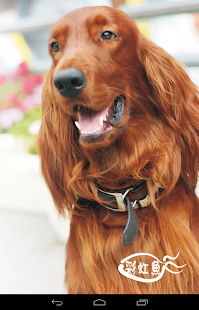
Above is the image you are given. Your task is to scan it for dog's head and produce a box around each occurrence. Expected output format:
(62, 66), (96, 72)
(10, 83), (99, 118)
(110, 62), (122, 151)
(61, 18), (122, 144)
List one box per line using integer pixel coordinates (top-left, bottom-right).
(39, 6), (199, 213)
(44, 6), (142, 147)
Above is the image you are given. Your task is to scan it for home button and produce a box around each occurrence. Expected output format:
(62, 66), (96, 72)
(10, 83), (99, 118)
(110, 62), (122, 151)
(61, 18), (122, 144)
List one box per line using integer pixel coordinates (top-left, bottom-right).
(93, 299), (106, 306)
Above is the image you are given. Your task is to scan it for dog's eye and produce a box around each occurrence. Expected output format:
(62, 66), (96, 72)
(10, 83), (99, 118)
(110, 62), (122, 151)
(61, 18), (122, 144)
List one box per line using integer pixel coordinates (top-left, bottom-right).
(51, 42), (60, 53)
(101, 31), (117, 41)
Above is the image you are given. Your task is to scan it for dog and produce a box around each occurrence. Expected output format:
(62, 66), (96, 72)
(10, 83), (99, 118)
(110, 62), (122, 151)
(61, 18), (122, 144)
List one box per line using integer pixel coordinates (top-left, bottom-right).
(38, 6), (199, 294)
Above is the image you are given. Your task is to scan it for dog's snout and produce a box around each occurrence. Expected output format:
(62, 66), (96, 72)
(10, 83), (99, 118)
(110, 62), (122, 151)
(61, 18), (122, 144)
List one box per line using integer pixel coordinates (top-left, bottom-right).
(54, 68), (86, 98)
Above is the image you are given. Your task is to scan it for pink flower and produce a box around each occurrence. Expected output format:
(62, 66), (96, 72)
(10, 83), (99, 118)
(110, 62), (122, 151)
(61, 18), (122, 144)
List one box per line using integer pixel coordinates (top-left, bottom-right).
(22, 74), (43, 94)
(22, 78), (34, 94)
(0, 108), (24, 129)
(0, 74), (7, 86)
(22, 93), (42, 110)
(22, 84), (42, 111)
(8, 94), (22, 108)
(32, 74), (43, 85)
(14, 62), (30, 77)
(22, 95), (36, 111)
(33, 84), (42, 98)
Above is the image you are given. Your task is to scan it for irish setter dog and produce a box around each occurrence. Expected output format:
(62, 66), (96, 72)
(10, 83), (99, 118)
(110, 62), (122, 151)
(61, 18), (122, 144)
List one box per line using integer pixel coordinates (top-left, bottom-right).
(38, 6), (199, 294)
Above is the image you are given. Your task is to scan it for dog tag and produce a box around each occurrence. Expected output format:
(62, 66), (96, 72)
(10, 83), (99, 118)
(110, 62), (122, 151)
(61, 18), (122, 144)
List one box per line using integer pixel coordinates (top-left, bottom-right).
(123, 197), (138, 245)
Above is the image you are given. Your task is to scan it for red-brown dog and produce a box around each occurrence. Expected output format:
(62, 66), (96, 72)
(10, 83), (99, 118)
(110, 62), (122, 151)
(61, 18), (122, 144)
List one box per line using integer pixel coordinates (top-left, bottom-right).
(38, 6), (199, 293)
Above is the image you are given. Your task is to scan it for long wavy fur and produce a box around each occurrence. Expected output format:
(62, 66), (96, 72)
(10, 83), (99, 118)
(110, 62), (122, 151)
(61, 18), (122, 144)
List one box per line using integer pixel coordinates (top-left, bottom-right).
(38, 7), (199, 293)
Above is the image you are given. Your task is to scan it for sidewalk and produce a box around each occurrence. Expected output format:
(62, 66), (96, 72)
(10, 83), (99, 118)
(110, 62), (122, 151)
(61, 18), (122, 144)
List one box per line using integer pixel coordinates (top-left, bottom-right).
(0, 208), (66, 294)
(0, 134), (68, 294)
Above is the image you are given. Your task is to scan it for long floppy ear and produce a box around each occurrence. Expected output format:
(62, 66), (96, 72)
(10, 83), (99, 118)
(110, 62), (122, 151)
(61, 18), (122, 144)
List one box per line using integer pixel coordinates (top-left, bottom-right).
(37, 68), (78, 215)
(38, 69), (103, 215)
(139, 35), (199, 190)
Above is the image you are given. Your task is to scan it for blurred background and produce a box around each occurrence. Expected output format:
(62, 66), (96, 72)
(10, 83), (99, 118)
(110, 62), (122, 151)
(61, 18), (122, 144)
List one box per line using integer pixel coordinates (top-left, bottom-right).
(0, 0), (199, 294)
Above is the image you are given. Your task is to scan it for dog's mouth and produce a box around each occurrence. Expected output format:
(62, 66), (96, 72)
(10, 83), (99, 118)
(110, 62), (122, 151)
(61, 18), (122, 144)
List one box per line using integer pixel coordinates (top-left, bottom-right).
(74, 95), (124, 141)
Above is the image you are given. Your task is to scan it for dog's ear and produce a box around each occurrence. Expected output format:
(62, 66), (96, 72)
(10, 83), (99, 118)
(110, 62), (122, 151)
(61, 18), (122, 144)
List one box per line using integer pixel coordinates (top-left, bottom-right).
(139, 36), (199, 188)
(37, 69), (76, 214)
(38, 69), (100, 214)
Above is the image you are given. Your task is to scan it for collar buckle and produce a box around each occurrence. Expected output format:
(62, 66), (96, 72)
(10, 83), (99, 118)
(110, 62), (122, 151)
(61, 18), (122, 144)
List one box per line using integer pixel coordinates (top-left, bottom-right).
(97, 181), (150, 212)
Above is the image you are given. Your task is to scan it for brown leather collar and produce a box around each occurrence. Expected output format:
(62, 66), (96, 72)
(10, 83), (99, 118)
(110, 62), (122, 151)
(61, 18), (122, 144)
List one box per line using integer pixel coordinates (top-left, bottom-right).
(97, 181), (151, 212)
(74, 180), (158, 245)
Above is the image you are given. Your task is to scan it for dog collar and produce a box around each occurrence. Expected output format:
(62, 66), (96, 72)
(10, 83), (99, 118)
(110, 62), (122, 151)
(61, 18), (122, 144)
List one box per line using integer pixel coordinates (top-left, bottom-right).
(74, 180), (157, 246)
(97, 181), (150, 212)
(96, 181), (158, 245)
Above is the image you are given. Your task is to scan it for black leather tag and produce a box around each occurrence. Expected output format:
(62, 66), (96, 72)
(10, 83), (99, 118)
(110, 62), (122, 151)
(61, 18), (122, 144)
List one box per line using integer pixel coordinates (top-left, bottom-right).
(123, 197), (138, 245)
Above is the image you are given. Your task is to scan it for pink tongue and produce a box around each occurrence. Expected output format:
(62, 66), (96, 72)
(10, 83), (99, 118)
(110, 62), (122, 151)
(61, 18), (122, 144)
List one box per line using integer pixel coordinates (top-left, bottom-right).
(78, 107), (109, 132)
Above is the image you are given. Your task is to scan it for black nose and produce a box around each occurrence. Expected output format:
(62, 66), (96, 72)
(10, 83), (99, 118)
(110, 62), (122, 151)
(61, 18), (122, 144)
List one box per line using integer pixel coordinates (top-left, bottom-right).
(54, 68), (86, 98)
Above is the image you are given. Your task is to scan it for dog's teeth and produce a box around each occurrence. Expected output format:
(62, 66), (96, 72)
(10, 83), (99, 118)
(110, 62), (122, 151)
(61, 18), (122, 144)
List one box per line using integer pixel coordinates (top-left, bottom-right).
(75, 121), (80, 130)
(80, 127), (102, 135)
(100, 116), (103, 128)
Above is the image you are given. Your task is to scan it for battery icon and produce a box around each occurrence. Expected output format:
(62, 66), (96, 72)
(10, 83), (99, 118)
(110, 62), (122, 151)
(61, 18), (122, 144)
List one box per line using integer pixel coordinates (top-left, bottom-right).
(136, 299), (148, 306)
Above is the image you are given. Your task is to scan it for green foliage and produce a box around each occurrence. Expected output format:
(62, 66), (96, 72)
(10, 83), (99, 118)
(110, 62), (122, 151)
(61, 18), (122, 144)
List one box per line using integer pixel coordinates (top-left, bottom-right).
(8, 107), (41, 137)
(6, 107), (41, 154)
